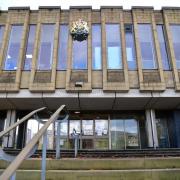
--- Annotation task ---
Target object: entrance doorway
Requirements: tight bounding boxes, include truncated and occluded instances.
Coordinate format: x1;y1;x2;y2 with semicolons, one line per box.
24;112;141;150
110;119;140;149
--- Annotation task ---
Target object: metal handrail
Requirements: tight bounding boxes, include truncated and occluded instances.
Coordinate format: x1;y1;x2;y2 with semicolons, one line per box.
0;105;66;180
0;107;46;138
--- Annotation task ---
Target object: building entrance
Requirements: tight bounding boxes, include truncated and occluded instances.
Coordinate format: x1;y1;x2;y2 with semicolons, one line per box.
24;112;143;150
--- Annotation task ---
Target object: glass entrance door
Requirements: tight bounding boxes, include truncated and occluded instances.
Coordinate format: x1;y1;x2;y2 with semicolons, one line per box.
82;120;94;149
110;120;125;149
110;119;140;149
26;119;54;149
156;118;169;148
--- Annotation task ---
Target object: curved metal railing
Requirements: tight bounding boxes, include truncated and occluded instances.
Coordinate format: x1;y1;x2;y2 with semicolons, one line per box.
0;105;67;180
0;107;46;139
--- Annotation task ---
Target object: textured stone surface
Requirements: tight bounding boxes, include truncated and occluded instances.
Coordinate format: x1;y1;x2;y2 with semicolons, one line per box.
0;7;179;92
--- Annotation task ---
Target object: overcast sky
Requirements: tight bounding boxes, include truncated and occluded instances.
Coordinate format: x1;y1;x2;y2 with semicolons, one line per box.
0;0;180;10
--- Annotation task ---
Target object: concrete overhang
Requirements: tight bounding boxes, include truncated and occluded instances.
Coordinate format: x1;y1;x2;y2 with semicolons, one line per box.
0;89;180;111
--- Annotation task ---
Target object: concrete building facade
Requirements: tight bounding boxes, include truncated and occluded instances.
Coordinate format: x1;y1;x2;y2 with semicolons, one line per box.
0;6;180;150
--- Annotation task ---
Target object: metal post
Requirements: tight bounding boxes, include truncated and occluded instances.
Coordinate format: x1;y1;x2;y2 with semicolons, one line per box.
41;131;47;180
56;122;61;159
10;173;16;180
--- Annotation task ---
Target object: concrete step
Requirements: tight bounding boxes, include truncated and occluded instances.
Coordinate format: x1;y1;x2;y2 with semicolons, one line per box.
1;158;180;170
4;148;180;158
1;169;180;180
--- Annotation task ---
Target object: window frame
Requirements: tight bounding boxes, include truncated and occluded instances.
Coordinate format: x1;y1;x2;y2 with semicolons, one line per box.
37;23;55;71
57;24;69;71
105;23;123;70
92;23;102;70
138;23;157;70
23;24;36;71
170;24;180;70
156;24;171;71
3;24;23;71
124;24;137;70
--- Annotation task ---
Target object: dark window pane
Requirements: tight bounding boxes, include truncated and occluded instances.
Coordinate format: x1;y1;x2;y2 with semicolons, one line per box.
170;25;180;69
4;25;23;70
72;40;87;69
157;25;171;70
138;24;157;69
57;25;68;70
92;24;101;70
37;24;55;70
106;24;122;69
24;25;36;70
125;24;137;70
0;25;5;49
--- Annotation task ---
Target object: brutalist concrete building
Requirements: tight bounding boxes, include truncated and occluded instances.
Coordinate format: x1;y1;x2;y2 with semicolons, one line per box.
0;6;180;152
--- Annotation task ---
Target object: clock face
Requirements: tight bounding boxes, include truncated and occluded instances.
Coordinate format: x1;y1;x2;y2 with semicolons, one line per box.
70;19;89;41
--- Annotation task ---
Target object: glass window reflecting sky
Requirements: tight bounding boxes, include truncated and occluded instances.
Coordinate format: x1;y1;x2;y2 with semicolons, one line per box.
24;25;36;70
157;25;170;70
106;24;122;69
92;24;101;70
57;25;68;70
4;25;23;70
170;25;180;69
138;24;157;69
37;24;55;70
72;40;88;69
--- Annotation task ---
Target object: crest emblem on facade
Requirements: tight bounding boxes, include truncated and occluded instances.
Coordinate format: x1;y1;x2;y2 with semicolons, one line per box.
70;19;89;41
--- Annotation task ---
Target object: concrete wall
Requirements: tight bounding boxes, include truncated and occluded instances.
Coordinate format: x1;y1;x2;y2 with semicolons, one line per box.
0;6;179;93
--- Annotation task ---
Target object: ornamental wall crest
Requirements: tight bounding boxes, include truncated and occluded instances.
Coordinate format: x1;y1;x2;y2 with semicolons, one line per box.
70;19;89;41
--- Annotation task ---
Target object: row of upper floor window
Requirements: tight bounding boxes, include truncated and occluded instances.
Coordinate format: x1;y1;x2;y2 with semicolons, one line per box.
0;23;180;71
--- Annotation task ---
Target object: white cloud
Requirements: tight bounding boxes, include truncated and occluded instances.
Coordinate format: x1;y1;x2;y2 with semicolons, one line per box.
0;0;180;10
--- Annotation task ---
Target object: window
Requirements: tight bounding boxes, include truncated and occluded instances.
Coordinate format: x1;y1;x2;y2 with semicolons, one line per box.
106;24;122;69
92;24;101;70
69;120;81;135
37;24;55;70
125;24;137;70
0;25;5;49
72;40;87;69
82;120;93;136
57;25;68;70
4;25;23;70
24;25;36;70
138;24;157;69
170;25;180;69
95;120;108;136
157;25;171;70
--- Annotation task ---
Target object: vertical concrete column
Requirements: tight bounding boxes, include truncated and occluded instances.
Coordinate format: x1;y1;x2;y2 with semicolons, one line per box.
3;110;16;148
29;11;41;86
132;10;144;87
65;10;73;89
150;109;158;148
101;10;107;88
145;109;158;148
120;10;129;86
151;12;165;86
0;11;11;69
87;9;92;87
162;9;180;89
145;110;153;147
51;9;60;89
16;10;30;89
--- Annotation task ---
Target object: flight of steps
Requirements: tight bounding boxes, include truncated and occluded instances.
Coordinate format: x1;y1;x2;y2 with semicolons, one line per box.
3;148;180;158
1;157;180;180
